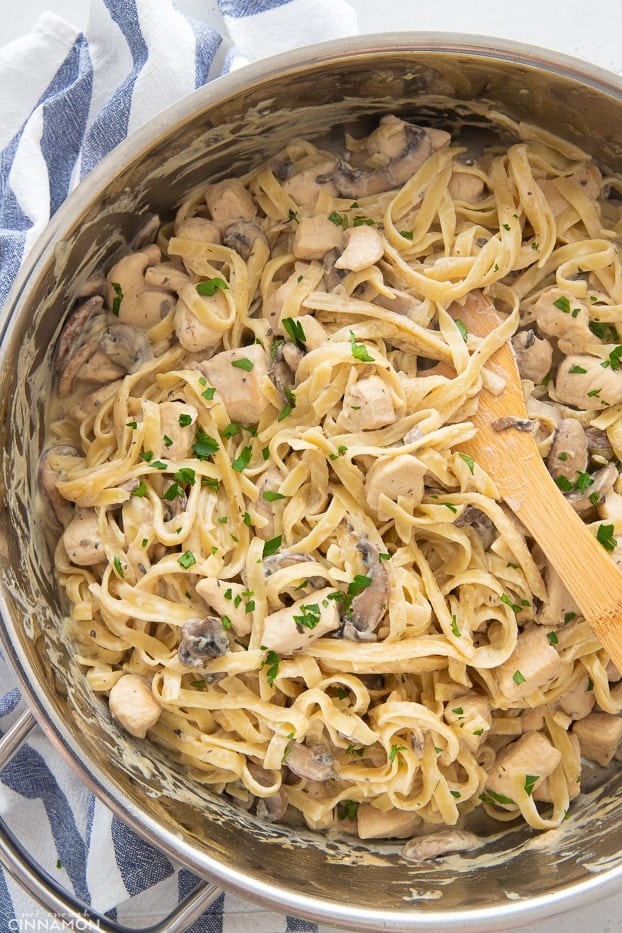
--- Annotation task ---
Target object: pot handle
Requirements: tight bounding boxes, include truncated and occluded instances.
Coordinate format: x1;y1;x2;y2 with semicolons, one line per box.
0;710;223;933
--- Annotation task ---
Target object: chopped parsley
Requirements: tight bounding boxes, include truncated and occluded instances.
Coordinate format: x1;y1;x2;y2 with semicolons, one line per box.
513;670;526;685
178;550;197;569
111;281;123;316
132;480;148;498
553;295;571;313
524;774;539;796
261;649;280;686
350;330;375;362
192;427;219;460
113;556;124;578
263;534;282;557
232;446;252;472
196;277;228;297
231;356;254;372
450;614;461;637
597;522;617;552
282;316;307;347
459;452;475;474
454;319;468;342
178;413;193;427
389;744;406;762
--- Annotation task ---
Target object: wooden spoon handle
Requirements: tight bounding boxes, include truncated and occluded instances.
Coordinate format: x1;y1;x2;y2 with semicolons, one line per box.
452;292;622;671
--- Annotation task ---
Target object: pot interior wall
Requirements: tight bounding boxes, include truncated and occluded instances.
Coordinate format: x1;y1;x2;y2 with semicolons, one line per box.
2;40;622;929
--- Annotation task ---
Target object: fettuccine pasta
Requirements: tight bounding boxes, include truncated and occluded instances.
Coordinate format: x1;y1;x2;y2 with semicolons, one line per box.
41;113;622;849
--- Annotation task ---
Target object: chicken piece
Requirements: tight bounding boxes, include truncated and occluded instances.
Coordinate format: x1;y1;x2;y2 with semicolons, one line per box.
196;578;253;636
200;343;270;423
157;401;198;460
291;314;328;351
105;245;175;330
512;329;553;384
261;587;340;654
108;674;162;739
572;711;622;765
558;674;596;720
293;214;344;260
553;354;622;410
335;224;384;272
445;692;492;752
283;158;337;205
496;625;562;702
447;170;486;201
545;418;588;484
537;564;579;628
357;804;421;840
485;731;562;809
364;453;426;521
205;178;257;229
62;508;103;565
175;216;222;244
336;374;396;432
533;734;581;802
533;288;592;355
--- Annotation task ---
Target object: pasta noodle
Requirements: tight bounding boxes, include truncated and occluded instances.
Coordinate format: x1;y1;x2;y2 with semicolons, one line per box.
41;112;622;845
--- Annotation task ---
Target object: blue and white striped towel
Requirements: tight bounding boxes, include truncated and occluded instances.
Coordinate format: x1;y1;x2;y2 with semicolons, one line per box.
0;2;357;930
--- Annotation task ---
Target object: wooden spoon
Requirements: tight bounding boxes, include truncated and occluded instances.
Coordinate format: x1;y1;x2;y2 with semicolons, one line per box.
450;291;622;672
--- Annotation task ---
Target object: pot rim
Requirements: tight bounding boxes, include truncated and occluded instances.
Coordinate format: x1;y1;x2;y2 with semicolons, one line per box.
3;31;622;931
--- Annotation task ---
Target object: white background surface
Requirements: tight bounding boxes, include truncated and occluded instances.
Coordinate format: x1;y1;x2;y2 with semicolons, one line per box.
3;2;622;932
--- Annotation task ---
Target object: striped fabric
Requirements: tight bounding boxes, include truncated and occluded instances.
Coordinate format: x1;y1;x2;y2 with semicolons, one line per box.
0;1;356;930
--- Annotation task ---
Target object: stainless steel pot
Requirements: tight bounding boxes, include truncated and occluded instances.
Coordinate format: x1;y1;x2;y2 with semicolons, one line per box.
2;33;622;933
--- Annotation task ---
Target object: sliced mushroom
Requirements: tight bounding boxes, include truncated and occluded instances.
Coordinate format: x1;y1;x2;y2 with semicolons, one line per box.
342;537;389;641
454;506;497;550
325;118;450;198
54;295;104;375
270;340;303;403
108;673;162;739
256;788;289;822
566;462;617;512
322;246;348;291
99;323;153;373
174;282;232;354
334;224;384;272
38;445;80;528
403;830;481;862
62;507;103;566
546;418;588;483
223;220;269;261
286;740;337;781
177;616;229;668
105;245;175;330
